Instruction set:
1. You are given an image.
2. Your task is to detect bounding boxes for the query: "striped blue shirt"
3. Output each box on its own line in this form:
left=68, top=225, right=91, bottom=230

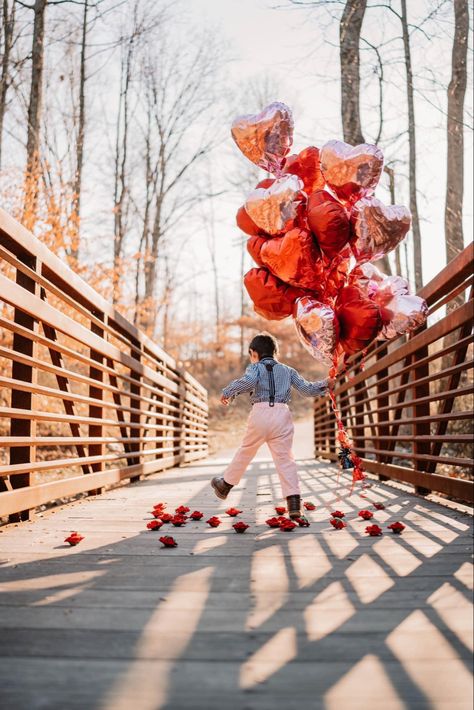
left=222, top=357, right=328, bottom=404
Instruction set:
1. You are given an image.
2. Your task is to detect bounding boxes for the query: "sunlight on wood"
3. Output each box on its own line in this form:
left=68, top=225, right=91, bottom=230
left=345, top=554, right=394, bottom=603
left=288, top=534, right=331, bottom=589
left=373, top=536, right=421, bottom=576
left=32, top=583, right=90, bottom=606
left=386, top=610, right=473, bottom=706
left=193, top=535, right=227, bottom=554
left=454, top=562, right=473, bottom=590
left=239, top=627, right=297, bottom=689
left=399, top=525, right=443, bottom=558
left=304, top=581, right=355, bottom=641
left=414, top=506, right=470, bottom=531
left=322, top=528, right=358, bottom=559
left=324, top=654, right=405, bottom=709
left=247, top=545, right=288, bottom=629
left=428, top=582, right=474, bottom=652
left=0, top=569, right=104, bottom=592
left=100, top=566, right=213, bottom=710
left=405, top=511, right=459, bottom=543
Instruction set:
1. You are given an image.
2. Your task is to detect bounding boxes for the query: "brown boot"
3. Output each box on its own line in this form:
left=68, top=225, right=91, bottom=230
left=286, top=494, right=301, bottom=520
left=211, top=477, right=233, bottom=500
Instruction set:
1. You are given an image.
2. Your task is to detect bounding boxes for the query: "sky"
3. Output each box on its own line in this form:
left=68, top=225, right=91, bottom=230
left=174, top=0, right=473, bottom=319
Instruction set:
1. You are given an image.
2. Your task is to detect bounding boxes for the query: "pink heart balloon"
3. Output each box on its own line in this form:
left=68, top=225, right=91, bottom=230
left=350, top=263, right=408, bottom=303
left=294, top=296, right=338, bottom=365
left=245, top=174, right=303, bottom=235
left=320, top=140, right=384, bottom=203
left=380, top=295, right=428, bottom=340
left=350, top=197, right=411, bottom=263
left=231, top=102, right=294, bottom=174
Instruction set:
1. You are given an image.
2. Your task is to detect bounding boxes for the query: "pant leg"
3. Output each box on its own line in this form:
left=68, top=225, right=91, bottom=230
left=266, top=406, right=300, bottom=498
left=223, top=408, right=266, bottom=487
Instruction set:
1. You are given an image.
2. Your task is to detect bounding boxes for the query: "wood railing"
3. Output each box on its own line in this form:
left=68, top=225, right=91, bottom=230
left=314, top=243, right=474, bottom=503
left=0, top=208, right=208, bottom=521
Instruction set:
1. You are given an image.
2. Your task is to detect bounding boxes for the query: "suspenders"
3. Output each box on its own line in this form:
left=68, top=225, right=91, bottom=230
left=264, top=361, right=276, bottom=407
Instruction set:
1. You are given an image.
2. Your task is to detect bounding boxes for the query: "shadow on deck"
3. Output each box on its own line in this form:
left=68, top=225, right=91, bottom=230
left=0, top=434, right=472, bottom=710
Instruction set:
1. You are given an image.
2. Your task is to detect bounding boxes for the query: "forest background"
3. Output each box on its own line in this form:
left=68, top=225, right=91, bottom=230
left=0, top=0, right=471, bottom=448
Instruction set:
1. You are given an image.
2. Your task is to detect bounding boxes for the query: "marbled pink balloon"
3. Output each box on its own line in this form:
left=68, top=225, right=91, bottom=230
left=245, top=174, right=303, bottom=235
left=351, top=197, right=411, bottom=263
left=320, top=140, right=384, bottom=203
left=380, top=295, right=428, bottom=340
left=294, top=296, right=337, bottom=365
left=231, top=102, right=294, bottom=174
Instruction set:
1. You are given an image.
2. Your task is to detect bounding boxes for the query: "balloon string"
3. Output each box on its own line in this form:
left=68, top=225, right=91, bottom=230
left=328, top=355, right=366, bottom=493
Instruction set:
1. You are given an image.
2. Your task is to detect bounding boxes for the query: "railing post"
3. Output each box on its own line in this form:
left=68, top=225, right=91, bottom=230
left=177, top=375, right=187, bottom=466
left=376, top=345, right=390, bottom=481
left=2, top=254, right=40, bottom=521
left=129, top=336, right=142, bottom=482
left=353, top=363, right=366, bottom=457
left=412, top=338, right=431, bottom=496
left=88, top=311, right=105, bottom=495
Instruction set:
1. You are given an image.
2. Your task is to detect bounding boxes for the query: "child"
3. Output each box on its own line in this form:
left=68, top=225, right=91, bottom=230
left=211, top=332, right=329, bottom=520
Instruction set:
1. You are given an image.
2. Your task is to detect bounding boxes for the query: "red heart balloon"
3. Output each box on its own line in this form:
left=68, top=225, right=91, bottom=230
left=283, top=146, right=325, bottom=195
left=231, top=102, right=294, bottom=174
left=380, top=294, right=428, bottom=340
left=320, top=140, right=384, bottom=203
left=294, top=296, right=338, bottom=365
left=247, top=235, right=267, bottom=266
left=245, top=174, right=304, bottom=235
left=244, top=267, right=308, bottom=321
left=236, top=205, right=265, bottom=237
left=260, top=227, right=325, bottom=292
left=350, top=197, right=411, bottom=263
left=336, top=285, right=382, bottom=355
left=307, top=190, right=351, bottom=258
left=324, top=247, right=352, bottom=299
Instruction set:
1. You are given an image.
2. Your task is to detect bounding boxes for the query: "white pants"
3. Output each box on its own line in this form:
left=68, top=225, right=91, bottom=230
left=223, top=403, right=300, bottom=498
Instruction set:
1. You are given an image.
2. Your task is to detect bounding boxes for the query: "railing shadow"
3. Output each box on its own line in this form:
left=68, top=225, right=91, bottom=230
left=0, top=458, right=472, bottom=709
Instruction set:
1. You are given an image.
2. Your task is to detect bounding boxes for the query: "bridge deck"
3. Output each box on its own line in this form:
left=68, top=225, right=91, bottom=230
left=0, top=420, right=472, bottom=710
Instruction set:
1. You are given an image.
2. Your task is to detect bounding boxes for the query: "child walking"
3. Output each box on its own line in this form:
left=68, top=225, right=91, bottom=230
left=211, top=333, right=329, bottom=520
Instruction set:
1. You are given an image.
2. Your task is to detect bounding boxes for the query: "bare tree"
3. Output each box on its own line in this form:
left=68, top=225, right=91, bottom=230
left=445, top=0, right=469, bottom=264
left=340, top=0, right=366, bottom=145
left=399, top=0, right=423, bottom=291
left=0, top=0, right=16, bottom=167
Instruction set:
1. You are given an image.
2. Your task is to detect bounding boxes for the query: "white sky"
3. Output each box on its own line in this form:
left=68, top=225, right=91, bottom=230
left=175, top=0, right=473, bottom=321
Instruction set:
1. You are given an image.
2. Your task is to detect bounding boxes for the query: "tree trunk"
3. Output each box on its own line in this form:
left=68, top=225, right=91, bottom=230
left=71, top=0, right=89, bottom=264
left=445, top=0, right=468, bottom=264
left=400, top=0, right=423, bottom=291
left=340, top=0, right=367, bottom=145
left=23, top=0, right=47, bottom=230
left=0, top=0, right=15, bottom=169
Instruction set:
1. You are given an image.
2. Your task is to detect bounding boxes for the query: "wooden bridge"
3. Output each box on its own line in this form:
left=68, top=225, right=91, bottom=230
left=0, top=209, right=472, bottom=709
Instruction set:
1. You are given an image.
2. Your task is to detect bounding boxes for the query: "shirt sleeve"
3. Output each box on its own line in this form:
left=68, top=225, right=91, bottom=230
left=222, top=364, right=259, bottom=399
left=290, top=369, right=328, bottom=397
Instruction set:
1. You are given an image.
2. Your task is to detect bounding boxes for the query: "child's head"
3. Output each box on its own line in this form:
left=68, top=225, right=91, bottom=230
left=248, top=332, right=279, bottom=362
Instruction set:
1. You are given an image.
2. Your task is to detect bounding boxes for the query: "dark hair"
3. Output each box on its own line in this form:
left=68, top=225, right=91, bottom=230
left=249, top=332, right=279, bottom=359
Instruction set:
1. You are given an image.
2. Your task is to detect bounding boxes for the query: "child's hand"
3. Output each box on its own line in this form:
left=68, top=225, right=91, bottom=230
left=220, top=395, right=230, bottom=406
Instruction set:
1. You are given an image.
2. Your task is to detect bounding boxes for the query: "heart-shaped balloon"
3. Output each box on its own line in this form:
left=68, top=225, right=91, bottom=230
left=324, top=246, right=352, bottom=300
left=380, top=294, right=428, bottom=340
left=307, top=190, right=351, bottom=258
left=231, top=102, right=294, bottom=174
left=350, top=197, right=411, bottom=263
left=244, top=267, right=308, bottom=321
left=236, top=205, right=266, bottom=237
left=336, top=285, right=382, bottom=355
left=247, top=235, right=267, bottom=266
left=283, top=146, right=325, bottom=195
left=320, top=140, right=384, bottom=203
left=260, top=227, right=325, bottom=292
left=350, top=263, right=408, bottom=304
left=294, top=296, right=338, bottom=365
left=245, top=174, right=304, bottom=235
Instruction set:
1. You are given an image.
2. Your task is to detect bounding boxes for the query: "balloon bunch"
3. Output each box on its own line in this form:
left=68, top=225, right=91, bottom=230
left=231, top=102, right=428, bottom=368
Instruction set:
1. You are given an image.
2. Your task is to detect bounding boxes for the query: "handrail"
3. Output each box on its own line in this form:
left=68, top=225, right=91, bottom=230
left=314, top=243, right=474, bottom=503
left=0, top=208, right=208, bottom=521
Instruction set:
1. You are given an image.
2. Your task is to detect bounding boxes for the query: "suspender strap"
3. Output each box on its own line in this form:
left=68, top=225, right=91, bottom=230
left=265, top=363, right=275, bottom=407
